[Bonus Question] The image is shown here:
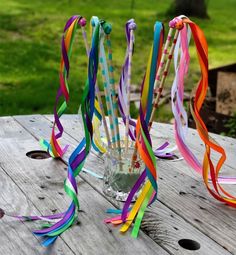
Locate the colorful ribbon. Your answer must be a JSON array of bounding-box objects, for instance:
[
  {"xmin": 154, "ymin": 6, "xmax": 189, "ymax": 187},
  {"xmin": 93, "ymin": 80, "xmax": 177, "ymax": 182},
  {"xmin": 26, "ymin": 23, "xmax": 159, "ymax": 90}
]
[
  {"xmin": 171, "ymin": 16, "xmax": 236, "ymax": 205},
  {"xmin": 1, "ymin": 17, "xmax": 118, "ymax": 246},
  {"xmin": 105, "ymin": 21, "xmax": 164, "ymax": 237},
  {"xmin": 1, "ymin": 17, "xmax": 101, "ymax": 246},
  {"xmin": 118, "ymin": 19, "xmax": 137, "ymax": 141},
  {"xmin": 40, "ymin": 15, "xmax": 87, "ymax": 158},
  {"xmin": 118, "ymin": 20, "xmax": 174, "ymax": 158},
  {"xmin": 33, "ymin": 20, "xmax": 100, "ymax": 245},
  {"xmin": 87, "ymin": 17, "xmax": 107, "ymax": 153},
  {"xmin": 3, "ymin": 15, "xmax": 236, "ymax": 248}
]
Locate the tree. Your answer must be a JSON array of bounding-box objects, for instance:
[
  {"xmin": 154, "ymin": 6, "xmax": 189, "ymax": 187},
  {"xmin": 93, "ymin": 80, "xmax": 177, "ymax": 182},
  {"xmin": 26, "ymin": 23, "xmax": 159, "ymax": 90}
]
[{"xmin": 169, "ymin": 0, "xmax": 209, "ymax": 18}]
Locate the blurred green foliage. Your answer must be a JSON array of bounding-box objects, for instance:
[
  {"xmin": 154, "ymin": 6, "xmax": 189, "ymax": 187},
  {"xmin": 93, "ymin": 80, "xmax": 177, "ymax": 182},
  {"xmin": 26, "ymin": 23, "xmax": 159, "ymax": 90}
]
[
  {"xmin": 221, "ymin": 113, "xmax": 236, "ymax": 138},
  {"xmin": 0, "ymin": 0, "xmax": 236, "ymax": 123}
]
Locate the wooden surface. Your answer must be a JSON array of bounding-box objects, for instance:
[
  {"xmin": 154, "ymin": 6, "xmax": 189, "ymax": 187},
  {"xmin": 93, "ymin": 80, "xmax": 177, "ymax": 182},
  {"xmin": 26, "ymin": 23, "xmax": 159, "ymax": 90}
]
[{"xmin": 0, "ymin": 115, "xmax": 236, "ymax": 255}]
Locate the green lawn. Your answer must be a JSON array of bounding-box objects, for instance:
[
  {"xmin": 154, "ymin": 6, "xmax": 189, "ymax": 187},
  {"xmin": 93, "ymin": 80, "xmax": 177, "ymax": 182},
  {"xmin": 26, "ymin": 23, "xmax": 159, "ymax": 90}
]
[{"xmin": 0, "ymin": 0, "xmax": 236, "ymax": 120}]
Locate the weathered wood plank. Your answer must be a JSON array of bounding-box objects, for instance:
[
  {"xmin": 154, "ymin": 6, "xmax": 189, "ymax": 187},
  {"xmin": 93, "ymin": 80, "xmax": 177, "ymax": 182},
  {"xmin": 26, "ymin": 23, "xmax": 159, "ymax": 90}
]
[
  {"xmin": 144, "ymin": 122, "xmax": 236, "ymax": 254},
  {"xmin": 151, "ymin": 121, "xmax": 236, "ymax": 169},
  {"xmin": 0, "ymin": 166, "xmax": 75, "ymax": 255},
  {"xmin": 14, "ymin": 114, "xmax": 233, "ymax": 254},
  {"xmin": 0, "ymin": 116, "xmax": 167, "ymax": 255},
  {"xmin": 43, "ymin": 113, "xmax": 236, "ymax": 179},
  {"xmin": 48, "ymin": 115, "xmax": 236, "ymax": 255},
  {"xmin": 44, "ymin": 113, "xmax": 236, "ymax": 178},
  {"xmin": 44, "ymin": 114, "xmax": 236, "ymax": 254},
  {"xmin": 153, "ymin": 121, "xmax": 236, "ymax": 158},
  {"xmin": 150, "ymin": 121, "xmax": 236, "ymax": 191}
]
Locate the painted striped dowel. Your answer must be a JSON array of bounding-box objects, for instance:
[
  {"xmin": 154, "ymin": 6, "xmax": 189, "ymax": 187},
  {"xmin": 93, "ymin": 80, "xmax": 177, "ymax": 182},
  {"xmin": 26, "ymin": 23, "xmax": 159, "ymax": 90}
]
[
  {"xmin": 131, "ymin": 22, "xmax": 180, "ymax": 167},
  {"xmin": 88, "ymin": 18, "xmax": 112, "ymax": 149},
  {"xmin": 99, "ymin": 37, "xmax": 117, "ymax": 149},
  {"xmin": 153, "ymin": 27, "xmax": 174, "ymax": 92},
  {"xmin": 106, "ymin": 34, "xmax": 121, "ymax": 151},
  {"xmin": 148, "ymin": 28, "xmax": 180, "ymax": 128}
]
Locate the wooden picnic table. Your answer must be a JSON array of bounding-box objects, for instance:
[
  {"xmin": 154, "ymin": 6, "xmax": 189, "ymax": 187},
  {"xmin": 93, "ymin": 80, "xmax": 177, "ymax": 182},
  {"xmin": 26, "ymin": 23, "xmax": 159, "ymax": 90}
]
[{"xmin": 0, "ymin": 114, "xmax": 236, "ymax": 255}]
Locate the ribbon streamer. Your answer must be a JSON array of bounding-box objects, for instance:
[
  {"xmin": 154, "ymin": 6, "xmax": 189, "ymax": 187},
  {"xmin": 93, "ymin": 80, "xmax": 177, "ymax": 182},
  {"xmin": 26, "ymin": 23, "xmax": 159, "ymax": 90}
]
[
  {"xmin": 33, "ymin": 20, "xmax": 101, "ymax": 245},
  {"xmin": 171, "ymin": 16, "xmax": 236, "ymax": 205},
  {"xmin": 118, "ymin": 20, "xmax": 174, "ymax": 158},
  {"xmin": 118, "ymin": 19, "xmax": 137, "ymax": 141},
  {"xmin": 106, "ymin": 21, "xmax": 164, "ymax": 237},
  {"xmin": 40, "ymin": 15, "xmax": 88, "ymax": 158},
  {"xmin": 0, "ymin": 16, "xmax": 101, "ymax": 246}
]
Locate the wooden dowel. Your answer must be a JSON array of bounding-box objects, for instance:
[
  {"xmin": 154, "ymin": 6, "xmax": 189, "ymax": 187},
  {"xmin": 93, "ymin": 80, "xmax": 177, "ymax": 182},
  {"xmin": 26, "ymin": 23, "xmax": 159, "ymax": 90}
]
[
  {"xmin": 125, "ymin": 29, "xmax": 135, "ymax": 153},
  {"xmin": 131, "ymin": 27, "xmax": 180, "ymax": 167},
  {"xmin": 99, "ymin": 42, "xmax": 117, "ymax": 149},
  {"xmin": 106, "ymin": 34, "xmax": 121, "ymax": 152}
]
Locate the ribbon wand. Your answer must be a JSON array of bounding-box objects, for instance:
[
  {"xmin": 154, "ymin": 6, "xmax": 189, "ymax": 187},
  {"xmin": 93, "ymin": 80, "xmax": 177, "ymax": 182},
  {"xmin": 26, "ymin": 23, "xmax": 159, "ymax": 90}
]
[
  {"xmin": 86, "ymin": 18, "xmax": 112, "ymax": 150},
  {"xmin": 105, "ymin": 26, "xmax": 122, "ymax": 151},
  {"xmin": 118, "ymin": 20, "xmax": 137, "ymax": 142},
  {"xmin": 131, "ymin": 18, "xmax": 183, "ymax": 167},
  {"xmin": 148, "ymin": 19, "xmax": 183, "ymax": 128},
  {"xmin": 40, "ymin": 15, "xmax": 89, "ymax": 158},
  {"xmin": 105, "ymin": 21, "xmax": 164, "ymax": 237},
  {"xmin": 172, "ymin": 16, "xmax": 236, "ymax": 205},
  {"xmin": 97, "ymin": 19, "xmax": 118, "ymax": 149}
]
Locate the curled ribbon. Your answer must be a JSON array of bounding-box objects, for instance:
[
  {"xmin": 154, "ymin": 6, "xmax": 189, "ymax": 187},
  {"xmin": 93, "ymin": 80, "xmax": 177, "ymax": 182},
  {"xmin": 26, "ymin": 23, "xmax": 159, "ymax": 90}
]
[
  {"xmin": 40, "ymin": 15, "xmax": 88, "ymax": 158},
  {"xmin": 117, "ymin": 20, "xmax": 174, "ymax": 158},
  {"xmin": 105, "ymin": 21, "xmax": 164, "ymax": 237},
  {"xmin": 0, "ymin": 16, "xmax": 101, "ymax": 246},
  {"xmin": 171, "ymin": 16, "xmax": 236, "ymax": 206},
  {"xmin": 32, "ymin": 19, "xmax": 101, "ymax": 245}
]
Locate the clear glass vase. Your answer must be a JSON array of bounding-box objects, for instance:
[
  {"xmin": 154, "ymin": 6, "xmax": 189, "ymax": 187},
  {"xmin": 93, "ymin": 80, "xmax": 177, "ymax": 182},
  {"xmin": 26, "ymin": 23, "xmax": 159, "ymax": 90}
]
[{"xmin": 103, "ymin": 143, "xmax": 144, "ymax": 201}]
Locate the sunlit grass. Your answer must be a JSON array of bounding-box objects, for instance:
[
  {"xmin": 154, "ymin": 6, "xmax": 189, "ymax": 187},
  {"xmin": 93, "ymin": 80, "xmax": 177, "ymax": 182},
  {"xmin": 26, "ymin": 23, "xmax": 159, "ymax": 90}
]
[{"xmin": 0, "ymin": 0, "xmax": 235, "ymax": 120}]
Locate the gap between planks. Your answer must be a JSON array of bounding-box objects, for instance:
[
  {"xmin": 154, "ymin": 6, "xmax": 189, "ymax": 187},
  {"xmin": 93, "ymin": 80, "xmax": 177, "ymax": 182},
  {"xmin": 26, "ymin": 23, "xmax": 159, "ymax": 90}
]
[
  {"xmin": 0, "ymin": 165, "xmax": 75, "ymax": 255},
  {"xmin": 12, "ymin": 114, "xmax": 234, "ymax": 255},
  {"xmin": 1, "ymin": 116, "xmax": 168, "ymax": 255},
  {"xmin": 43, "ymin": 114, "xmax": 236, "ymax": 254}
]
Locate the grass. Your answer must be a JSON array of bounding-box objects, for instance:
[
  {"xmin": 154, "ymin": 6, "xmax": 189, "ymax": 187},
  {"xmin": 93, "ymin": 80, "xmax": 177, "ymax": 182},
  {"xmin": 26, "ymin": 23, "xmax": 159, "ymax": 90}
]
[{"xmin": 0, "ymin": 0, "xmax": 236, "ymax": 121}]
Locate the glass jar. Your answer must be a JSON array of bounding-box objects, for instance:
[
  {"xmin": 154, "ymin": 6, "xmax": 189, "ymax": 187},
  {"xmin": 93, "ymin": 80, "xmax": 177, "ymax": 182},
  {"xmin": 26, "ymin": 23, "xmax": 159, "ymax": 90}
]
[{"xmin": 103, "ymin": 143, "xmax": 144, "ymax": 201}]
